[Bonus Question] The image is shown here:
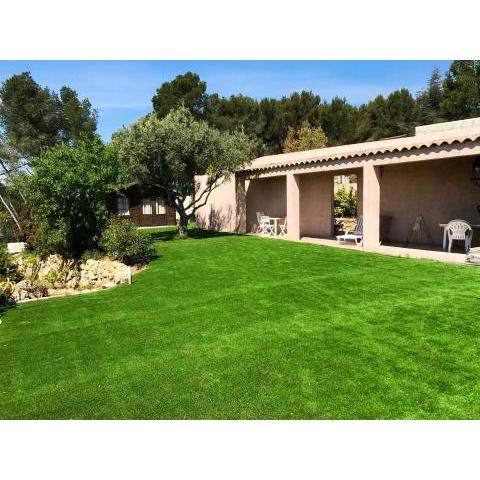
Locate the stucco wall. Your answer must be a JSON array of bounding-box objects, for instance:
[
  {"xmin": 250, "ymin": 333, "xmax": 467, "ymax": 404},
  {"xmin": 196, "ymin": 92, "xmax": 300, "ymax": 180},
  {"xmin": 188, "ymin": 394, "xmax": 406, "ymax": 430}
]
[
  {"xmin": 246, "ymin": 177, "xmax": 287, "ymax": 232},
  {"xmin": 195, "ymin": 175, "xmax": 237, "ymax": 232},
  {"xmin": 380, "ymin": 157, "xmax": 480, "ymax": 246},
  {"xmin": 299, "ymin": 172, "xmax": 334, "ymax": 237}
]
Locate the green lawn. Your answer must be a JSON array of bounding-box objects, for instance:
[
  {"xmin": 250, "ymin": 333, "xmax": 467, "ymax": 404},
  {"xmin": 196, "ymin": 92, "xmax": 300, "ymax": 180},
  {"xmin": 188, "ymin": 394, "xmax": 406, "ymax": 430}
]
[{"xmin": 1, "ymin": 227, "xmax": 480, "ymax": 419}]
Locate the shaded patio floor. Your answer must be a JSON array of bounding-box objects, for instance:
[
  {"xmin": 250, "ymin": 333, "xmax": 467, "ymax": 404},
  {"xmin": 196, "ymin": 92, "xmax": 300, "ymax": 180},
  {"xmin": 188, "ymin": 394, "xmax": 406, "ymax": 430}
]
[{"xmin": 300, "ymin": 237, "xmax": 470, "ymax": 264}]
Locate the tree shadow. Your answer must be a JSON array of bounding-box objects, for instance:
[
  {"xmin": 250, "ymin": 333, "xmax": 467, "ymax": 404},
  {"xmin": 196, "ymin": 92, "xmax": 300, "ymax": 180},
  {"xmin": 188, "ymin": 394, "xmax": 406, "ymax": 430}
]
[
  {"xmin": 0, "ymin": 300, "xmax": 17, "ymax": 317},
  {"xmin": 148, "ymin": 228, "xmax": 237, "ymax": 243}
]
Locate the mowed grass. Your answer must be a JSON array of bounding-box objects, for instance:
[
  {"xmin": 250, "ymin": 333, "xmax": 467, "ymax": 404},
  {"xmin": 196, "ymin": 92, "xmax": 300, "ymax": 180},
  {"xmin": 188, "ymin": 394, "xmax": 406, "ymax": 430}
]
[{"xmin": 1, "ymin": 227, "xmax": 480, "ymax": 419}]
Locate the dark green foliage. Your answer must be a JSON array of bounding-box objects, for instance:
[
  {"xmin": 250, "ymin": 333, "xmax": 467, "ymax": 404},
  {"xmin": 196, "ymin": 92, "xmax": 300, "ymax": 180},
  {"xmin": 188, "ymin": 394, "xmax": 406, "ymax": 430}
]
[
  {"xmin": 319, "ymin": 97, "xmax": 360, "ymax": 146},
  {"xmin": 441, "ymin": 60, "xmax": 480, "ymax": 120},
  {"xmin": 79, "ymin": 249, "xmax": 105, "ymax": 264},
  {"xmin": 0, "ymin": 243, "xmax": 11, "ymax": 274},
  {"xmin": 2, "ymin": 229, "xmax": 480, "ymax": 419},
  {"xmin": 416, "ymin": 67, "xmax": 445, "ymax": 124},
  {"xmin": 100, "ymin": 218, "xmax": 153, "ymax": 265},
  {"xmin": 0, "ymin": 72, "xmax": 98, "ymax": 158},
  {"xmin": 152, "ymin": 72, "xmax": 207, "ymax": 119},
  {"xmin": 358, "ymin": 89, "xmax": 418, "ymax": 140},
  {"xmin": 334, "ymin": 186, "xmax": 357, "ymax": 217},
  {"xmin": 58, "ymin": 86, "xmax": 98, "ymax": 144},
  {"xmin": 149, "ymin": 63, "xmax": 480, "ymax": 156},
  {"xmin": 24, "ymin": 137, "xmax": 120, "ymax": 258},
  {"xmin": 0, "ymin": 72, "xmax": 60, "ymax": 157}
]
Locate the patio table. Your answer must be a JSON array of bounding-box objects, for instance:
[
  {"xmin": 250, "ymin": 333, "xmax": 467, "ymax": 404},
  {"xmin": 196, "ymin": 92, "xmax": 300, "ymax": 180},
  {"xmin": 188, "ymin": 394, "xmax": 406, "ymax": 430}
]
[
  {"xmin": 268, "ymin": 217, "xmax": 285, "ymax": 237},
  {"xmin": 439, "ymin": 223, "xmax": 480, "ymax": 250}
]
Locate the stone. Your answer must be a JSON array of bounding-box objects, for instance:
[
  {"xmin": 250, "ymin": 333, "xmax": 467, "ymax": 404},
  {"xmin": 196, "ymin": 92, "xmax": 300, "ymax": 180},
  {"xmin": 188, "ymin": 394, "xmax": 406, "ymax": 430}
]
[
  {"xmin": 13, "ymin": 280, "xmax": 48, "ymax": 302},
  {"xmin": 13, "ymin": 252, "xmax": 131, "ymax": 299}
]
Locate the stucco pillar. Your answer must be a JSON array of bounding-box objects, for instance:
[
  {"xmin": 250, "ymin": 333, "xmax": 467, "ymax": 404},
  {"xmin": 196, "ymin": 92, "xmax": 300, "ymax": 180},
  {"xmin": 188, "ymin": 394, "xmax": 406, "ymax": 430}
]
[
  {"xmin": 235, "ymin": 173, "xmax": 246, "ymax": 234},
  {"xmin": 286, "ymin": 173, "xmax": 300, "ymax": 240},
  {"xmin": 362, "ymin": 163, "xmax": 381, "ymax": 250}
]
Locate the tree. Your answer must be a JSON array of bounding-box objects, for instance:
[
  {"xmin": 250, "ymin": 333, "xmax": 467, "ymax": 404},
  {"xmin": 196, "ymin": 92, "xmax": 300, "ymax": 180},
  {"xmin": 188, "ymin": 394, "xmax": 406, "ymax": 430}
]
[
  {"xmin": 258, "ymin": 97, "xmax": 287, "ymax": 154},
  {"xmin": 24, "ymin": 137, "xmax": 120, "ymax": 258},
  {"xmin": 358, "ymin": 89, "xmax": 418, "ymax": 140},
  {"xmin": 283, "ymin": 120, "xmax": 328, "ymax": 153},
  {"xmin": 113, "ymin": 107, "xmax": 255, "ymax": 238},
  {"xmin": 282, "ymin": 91, "xmax": 322, "ymax": 129},
  {"xmin": 320, "ymin": 97, "xmax": 360, "ymax": 146},
  {"xmin": 58, "ymin": 86, "xmax": 98, "ymax": 144},
  {"xmin": 416, "ymin": 67, "xmax": 444, "ymax": 124},
  {"xmin": 152, "ymin": 72, "xmax": 207, "ymax": 119},
  {"xmin": 441, "ymin": 60, "xmax": 480, "ymax": 120},
  {"xmin": 0, "ymin": 72, "xmax": 60, "ymax": 157},
  {"xmin": 0, "ymin": 72, "xmax": 99, "ymax": 239}
]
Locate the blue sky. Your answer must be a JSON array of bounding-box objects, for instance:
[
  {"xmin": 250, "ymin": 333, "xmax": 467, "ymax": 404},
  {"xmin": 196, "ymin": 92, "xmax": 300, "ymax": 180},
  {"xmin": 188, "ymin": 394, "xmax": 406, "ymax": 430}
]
[{"xmin": 0, "ymin": 60, "xmax": 452, "ymax": 141}]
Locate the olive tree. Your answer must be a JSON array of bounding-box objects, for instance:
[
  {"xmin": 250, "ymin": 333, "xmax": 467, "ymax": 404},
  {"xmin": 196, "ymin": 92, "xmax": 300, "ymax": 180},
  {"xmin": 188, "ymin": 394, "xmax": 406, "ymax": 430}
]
[{"xmin": 113, "ymin": 107, "xmax": 255, "ymax": 238}]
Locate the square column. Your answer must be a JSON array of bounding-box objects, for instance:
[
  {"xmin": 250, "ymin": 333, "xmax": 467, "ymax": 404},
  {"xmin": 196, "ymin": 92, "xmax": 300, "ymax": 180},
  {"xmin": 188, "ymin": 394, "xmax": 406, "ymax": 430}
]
[
  {"xmin": 286, "ymin": 173, "xmax": 300, "ymax": 240},
  {"xmin": 235, "ymin": 173, "xmax": 246, "ymax": 234},
  {"xmin": 362, "ymin": 163, "xmax": 381, "ymax": 250}
]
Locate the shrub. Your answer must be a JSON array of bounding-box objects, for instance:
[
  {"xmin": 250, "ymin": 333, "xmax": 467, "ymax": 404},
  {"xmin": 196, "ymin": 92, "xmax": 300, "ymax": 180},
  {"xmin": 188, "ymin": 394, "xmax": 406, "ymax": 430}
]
[
  {"xmin": 334, "ymin": 186, "xmax": 357, "ymax": 218},
  {"xmin": 0, "ymin": 244, "xmax": 11, "ymax": 274},
  {"xmin": 25, "ymin": 137, "xmax": 122, "ymax": 258},
  {"xmin": 100, "ymin": 218, "xmax": 153, "ymax": 266},
  {"xmin": 80, "ymin": 249, "xmax": 104, "ymax": 263}
]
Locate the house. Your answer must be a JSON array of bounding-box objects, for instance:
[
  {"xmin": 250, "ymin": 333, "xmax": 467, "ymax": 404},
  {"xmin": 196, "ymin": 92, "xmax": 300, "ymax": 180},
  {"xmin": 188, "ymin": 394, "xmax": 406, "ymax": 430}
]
[
  {"xmin": 196, "ymin": 118, "xmax": 480, "ymax": 263},
  {"xmin": 111, "ymin": 183, "xmax": 177, "ymax": 227}
]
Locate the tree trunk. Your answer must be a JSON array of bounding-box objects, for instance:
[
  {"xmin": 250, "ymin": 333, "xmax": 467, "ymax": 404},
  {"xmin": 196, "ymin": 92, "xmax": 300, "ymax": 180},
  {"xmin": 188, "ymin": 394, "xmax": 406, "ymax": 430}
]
[{"xmin": 177, "ymin": 207, "xmax": 189, "ymax": 239}]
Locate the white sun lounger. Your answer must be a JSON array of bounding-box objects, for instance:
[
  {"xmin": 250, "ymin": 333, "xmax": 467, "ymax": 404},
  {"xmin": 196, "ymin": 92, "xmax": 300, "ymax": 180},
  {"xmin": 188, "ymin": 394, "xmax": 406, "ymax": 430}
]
[{"xmin": 336, "ymin": 216, "xmax": 363, "ymax": 246}]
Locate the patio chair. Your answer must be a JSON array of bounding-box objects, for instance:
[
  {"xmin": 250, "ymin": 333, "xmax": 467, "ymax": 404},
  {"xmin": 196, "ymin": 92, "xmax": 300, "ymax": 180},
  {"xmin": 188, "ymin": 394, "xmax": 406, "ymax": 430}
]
[
  {"xmin": 278, "ymin": 218, "xmax": 287, "ymax": 237},
  {"xmin": 336, "ymin": 215, "xmax": 363, "ymax": 245},
  {"xmin": 259, "ymin": 215, "xmax": 274, "ymax": 236},
  {"xmin": 256, "ymin": 211, "xmax": 265, "ymax": 233},
  {"xmin": 446, "ymin": 219, "xmax": 472, "ymax": 253}
]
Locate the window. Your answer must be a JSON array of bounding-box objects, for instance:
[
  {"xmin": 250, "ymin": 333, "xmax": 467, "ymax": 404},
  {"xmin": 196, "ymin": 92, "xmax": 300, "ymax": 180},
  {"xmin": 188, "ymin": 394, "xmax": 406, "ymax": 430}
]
[
  {"xmin": 142, "ymin": 198, "xmax": 152, "ymax": 215},
  {"xmin": 156, "ymin": 197, "xmax": 165, "ymax": 214},
  {"xmin": 117, "ymin": 196, "xmax": 129, "ymax": 216}
]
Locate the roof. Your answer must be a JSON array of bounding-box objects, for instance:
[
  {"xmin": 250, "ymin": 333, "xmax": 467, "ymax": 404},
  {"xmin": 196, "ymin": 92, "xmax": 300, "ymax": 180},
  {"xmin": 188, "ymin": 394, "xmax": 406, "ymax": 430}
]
[{"xmin": 243, "ymin": 120, "xmax": 480, "ymax": 173}]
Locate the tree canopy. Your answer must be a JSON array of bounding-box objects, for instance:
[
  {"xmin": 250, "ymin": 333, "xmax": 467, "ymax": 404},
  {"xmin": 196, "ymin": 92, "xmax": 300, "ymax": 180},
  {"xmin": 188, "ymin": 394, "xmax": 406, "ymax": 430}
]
[
  {"xmin": 152, "ymin": 72, "xmax": 207, "ymax": 119},
  {"xmin": 0, "ymin": 72, "xmax": 98, "ymax": 158},
  {"xmin": 23, "ymin": 137, "xmax": 120, "ymax": 258},
  {"xmin": 112, "ymin": 107, "xmax": 255, "ymax": 237},
  {"xmin": 283, "ymin": 120, "xmax": 328, "ymax": 152},
  {"xmin": 442, "ymin": 60, "xmax": 480, "ymax": 120},
  {"xmin": 149, "ymin": 62, "xmax": 480, "ymax": 156}
]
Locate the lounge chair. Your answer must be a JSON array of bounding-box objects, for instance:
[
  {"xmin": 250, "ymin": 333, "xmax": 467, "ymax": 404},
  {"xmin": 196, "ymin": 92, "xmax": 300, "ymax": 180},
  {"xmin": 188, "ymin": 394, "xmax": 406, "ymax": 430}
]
[{"xmin": 336, "ymin": 216, "xmax": 363, "ymax": 245}]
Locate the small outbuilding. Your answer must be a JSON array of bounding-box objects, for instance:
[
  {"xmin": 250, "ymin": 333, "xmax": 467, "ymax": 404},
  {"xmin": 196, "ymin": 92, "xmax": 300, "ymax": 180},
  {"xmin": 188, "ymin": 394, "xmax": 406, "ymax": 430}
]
[{"xmin": 110, "ymin": 183, "xmax": 177, "ymax": 228}]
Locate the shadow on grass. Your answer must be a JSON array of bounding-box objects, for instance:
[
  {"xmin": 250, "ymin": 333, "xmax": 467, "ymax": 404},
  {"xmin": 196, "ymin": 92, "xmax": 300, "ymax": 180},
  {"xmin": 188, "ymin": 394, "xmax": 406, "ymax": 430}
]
[
  {"xmin": 0, "ymin": 300, "xmax": 17, "ymax": 317},
  {"xmin": 148, "ymin": 228, "xmax": 238, "ymax": 243}
]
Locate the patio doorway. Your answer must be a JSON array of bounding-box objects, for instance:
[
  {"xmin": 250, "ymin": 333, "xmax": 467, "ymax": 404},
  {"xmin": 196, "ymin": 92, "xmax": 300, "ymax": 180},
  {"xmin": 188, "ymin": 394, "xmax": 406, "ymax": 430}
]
[{"xmin": 333, "ymin": 173, "xmax": 359, "ymax": 237}]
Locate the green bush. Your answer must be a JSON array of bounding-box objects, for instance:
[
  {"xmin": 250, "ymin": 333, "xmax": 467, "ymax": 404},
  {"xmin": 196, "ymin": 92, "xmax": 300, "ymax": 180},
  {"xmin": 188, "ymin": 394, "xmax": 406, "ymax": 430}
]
[
  {"xmin": 80, "ymin": 249, "xmax": 104, "ymax": 263},
  {"xmin": 334, "ymin": 186, "xmax": 357, "ymax": 218},
  {"xmin": 100, "ymin": 218, "xmax": 154, "ymax": 266},
  {"xmin": 0, "ymin": 244, "xmax": 11, "ymax": 274},
  {"xmin": 25, "ymin": 137, "xmax": 122, "ymax": 258}
]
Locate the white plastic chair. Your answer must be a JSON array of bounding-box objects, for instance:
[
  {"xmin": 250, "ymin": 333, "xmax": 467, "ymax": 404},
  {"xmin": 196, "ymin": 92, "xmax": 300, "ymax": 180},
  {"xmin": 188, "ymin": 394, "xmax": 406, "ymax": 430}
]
[
  {"xmin": 259, "ymin": 215, "xmax": 274, "ymax": 236},
  {"xmin": 336, "ymin": 215, "xmax": 363, "ymax": 245},
  {"xmin": 446, "ymin": 220, "xmax": 472, "ymax": 253}
]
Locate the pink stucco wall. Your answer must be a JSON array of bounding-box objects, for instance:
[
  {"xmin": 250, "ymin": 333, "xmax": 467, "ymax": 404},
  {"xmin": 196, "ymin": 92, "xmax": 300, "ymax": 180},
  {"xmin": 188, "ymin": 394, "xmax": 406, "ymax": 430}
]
[
  {"xmin": 195, "ymin": 175, "xmax": 237, "ymax": 232},
  {"xmin": 380, "ymin": 157, "xmax": 480, "ymax": 246},
  {"xmin": 245, "ymin": 176, "xmax": 286, "ymax": 232},
  {"xmin": 299, "ymin": 172, "xmax": 334, "ymax": 237}
]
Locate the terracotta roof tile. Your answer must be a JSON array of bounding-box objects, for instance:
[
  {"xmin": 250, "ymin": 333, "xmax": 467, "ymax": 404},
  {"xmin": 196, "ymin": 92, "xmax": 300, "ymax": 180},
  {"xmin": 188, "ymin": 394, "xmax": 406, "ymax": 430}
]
[{"xmin": 242, "ymin": 127, "xmax": 480, "ymax": 172}]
